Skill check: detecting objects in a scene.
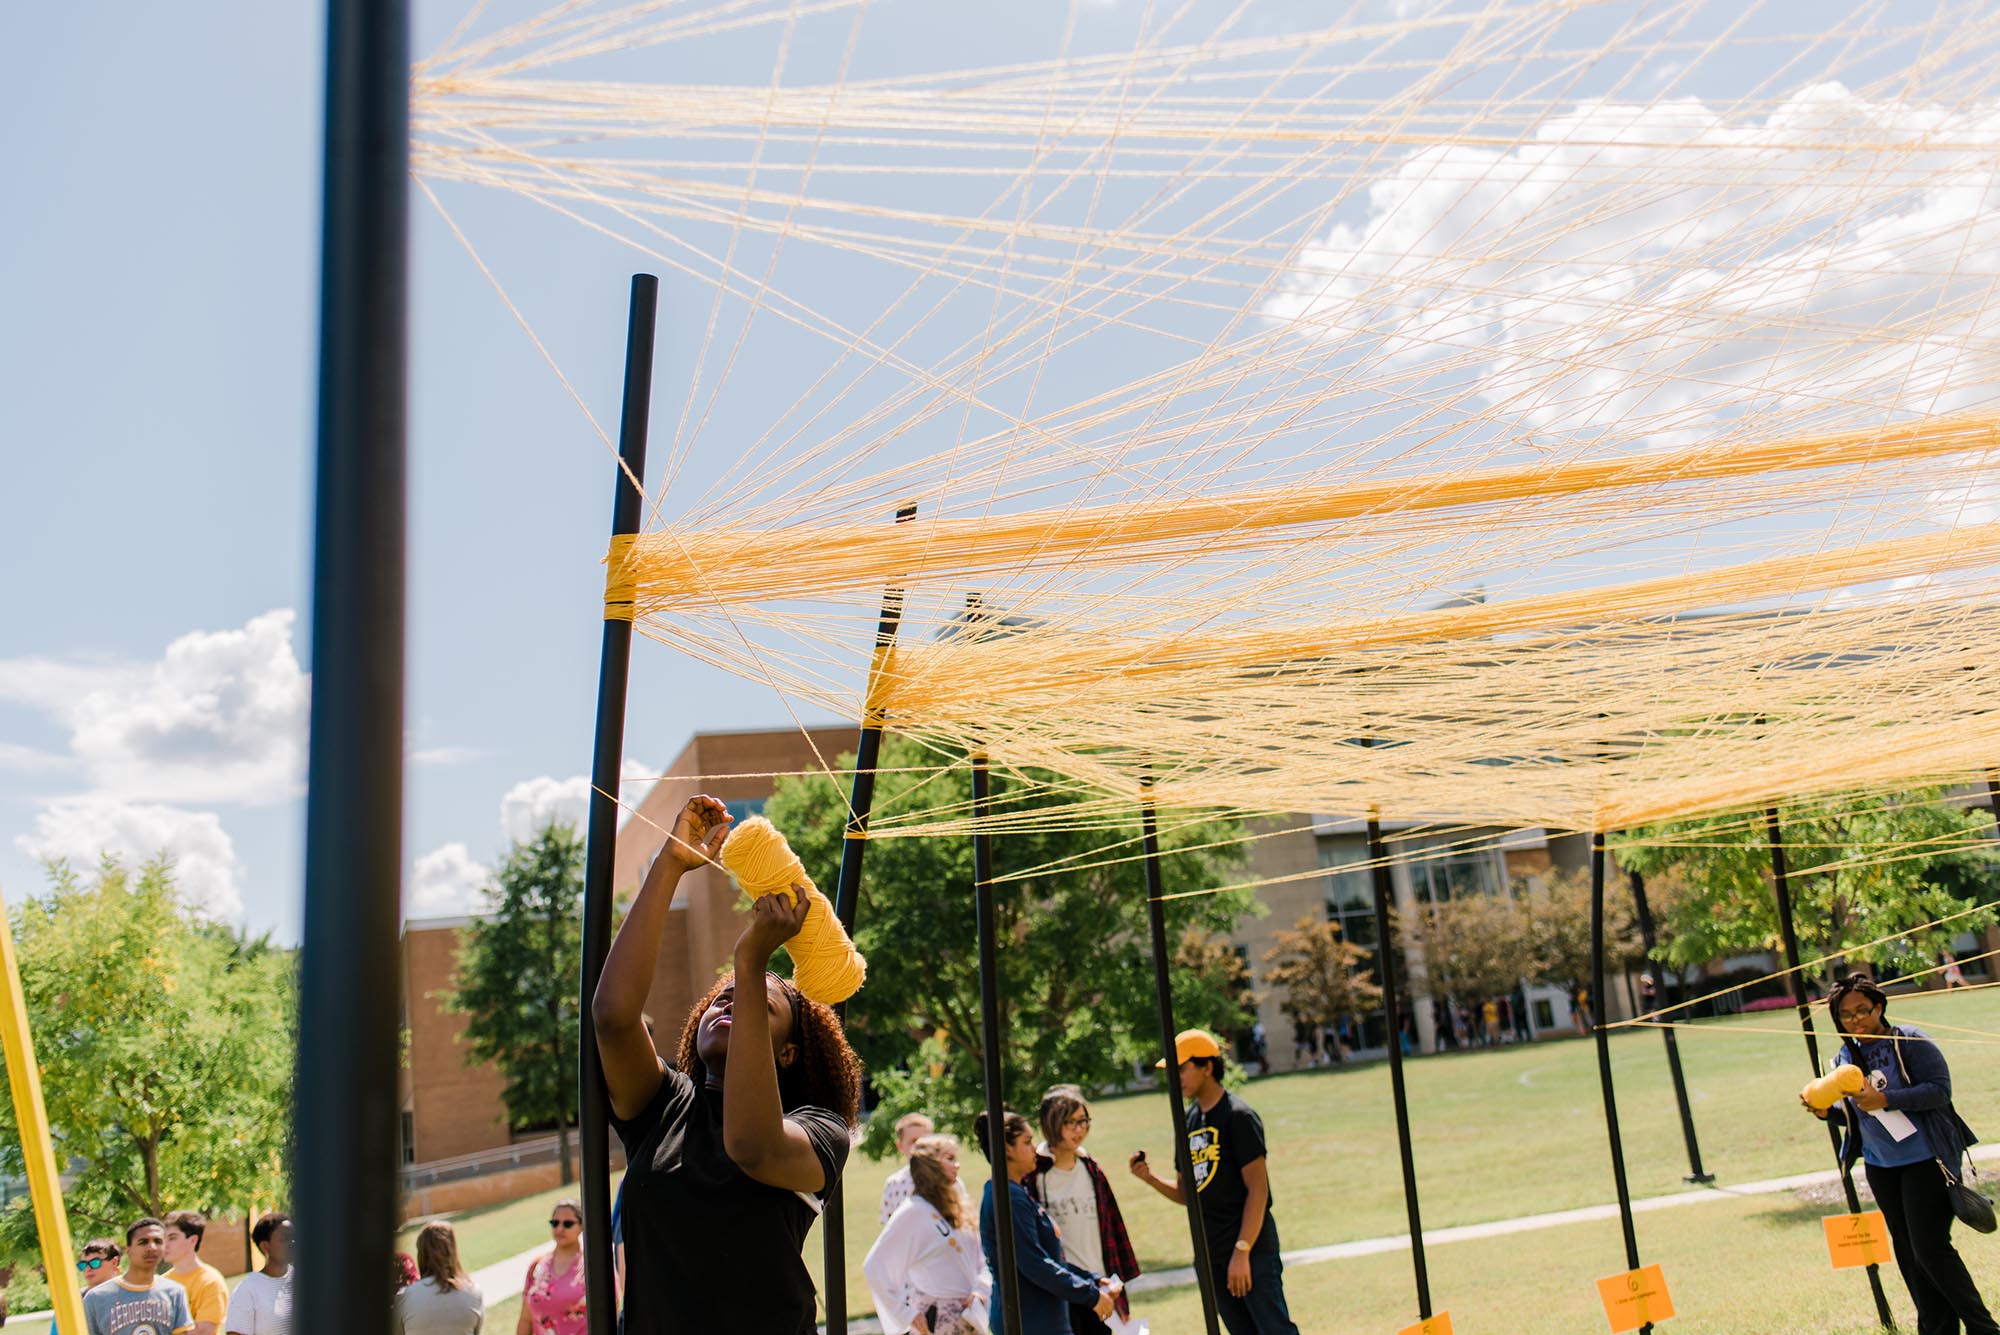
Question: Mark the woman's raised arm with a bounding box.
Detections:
[592,795,732,1120]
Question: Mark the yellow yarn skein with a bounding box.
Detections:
[718,816,868,1005]
[1801,1063,1866,1111]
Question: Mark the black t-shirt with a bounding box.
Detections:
[1185,1091,1273,1256]
[612,1066,850,1334]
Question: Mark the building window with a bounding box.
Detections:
[724,798,767,824]
[1317,838,1385,1049]
[401,1111,416,1166]
[1402,833,1505,905]
[1318,840,1376,950]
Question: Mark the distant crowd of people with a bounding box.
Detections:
[63,1209,289,1335]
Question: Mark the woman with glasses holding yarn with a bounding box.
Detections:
[1803,974,1999,1335]
[1029,1086,1141,1335]
[515,1199,586,1335]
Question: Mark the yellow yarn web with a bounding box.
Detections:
[430,1,2000,838]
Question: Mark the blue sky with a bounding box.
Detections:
[3,1,1979,940]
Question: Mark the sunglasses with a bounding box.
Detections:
[549,1218,580,1229]
[77,1257,113,1272]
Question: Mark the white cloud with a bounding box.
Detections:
[499,758,657,845]
[1264,85,2000,456]
[61,610,309,806]
[16,800,245,919]
[411,745,491,767]
[406,842,494,918]
[0,743,73,775]
[0,658,144,715]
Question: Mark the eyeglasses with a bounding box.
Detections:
[77,1257,112,1272]
[549,1219,579,1229]
[1837,1003,1878,1021]
[1065,1115,1092,1129]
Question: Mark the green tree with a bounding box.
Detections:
[446,823,583,1184]
[1616,790,2000,983]
[1262,916,1380,1061]
[0,857,294,1262]
[764,738,1259,1155]
[1406,892,1534,1006]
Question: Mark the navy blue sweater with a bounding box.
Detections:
[1825,1024,1978,1175]
[981,1178,1102,1335]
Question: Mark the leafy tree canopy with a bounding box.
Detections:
[0,857,294,1262]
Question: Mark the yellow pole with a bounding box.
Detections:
[0,884,85,1335]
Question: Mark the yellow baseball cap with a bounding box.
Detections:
[1155,1028,1223,1069]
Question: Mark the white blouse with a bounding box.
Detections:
[862,1196,993,1334]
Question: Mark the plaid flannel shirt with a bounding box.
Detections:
[1030,1148,1142,1320]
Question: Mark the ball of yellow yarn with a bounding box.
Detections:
[719,816,868,1004]
[1800,1063,1866,1111]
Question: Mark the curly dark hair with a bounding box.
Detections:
[677,971,863,1127]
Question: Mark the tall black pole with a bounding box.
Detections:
[1366,813,1431,1317]
[821,501,917,1334]
[972,752,1023,1335]
[1626,868,1712,1184]
[1765,808,1894,1328]
[1140,788,1222,1335]
[579,275,659,1335]
[294,0,406,1331]
[1589,835,1650,1335]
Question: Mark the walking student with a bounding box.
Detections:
[163,1211,229,1335]
[517,1198,585,1335]
[1029,1086,1141,1334]
[881,1112,938,1223]
[396,1221,484,1334]
[225,1213,293,1335]
[863,1134,992,1334]
[82,1218,193,1335]
[977,1109,1116,1334]
[593,795,864,1334]
[1130,1029,1300,1335]
[1806,975,1999,1335]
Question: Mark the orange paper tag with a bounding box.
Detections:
[1824,1211,1893,1268]
[1398,1314,1453,1335]
[1597,1264,1674,1332]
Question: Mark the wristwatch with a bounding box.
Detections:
[1233,1240,1252,1253]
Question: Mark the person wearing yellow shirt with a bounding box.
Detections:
[163,1211,229,1335]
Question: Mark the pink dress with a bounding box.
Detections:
[524,1251,587,1335]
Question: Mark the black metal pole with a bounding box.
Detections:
[1626,868,1712,1184]
[1140,789,1222,1335]
[579,275,659,1335]
[1765,807,1894,1328]
[294,0,406,1330]
[821,501,916,1334]
[972,752,1023,1335]
[1367,813,1431,1317]
[1589,835,1650,1335]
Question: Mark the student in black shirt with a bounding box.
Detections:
[593,794,865,1335]
[1129,1029,1299,1335]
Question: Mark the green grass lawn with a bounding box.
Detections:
[792,986,2000,1321]
[398,1172,625,1275]
[384,987,2000,1329]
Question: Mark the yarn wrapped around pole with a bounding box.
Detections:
[719,816,868,1004]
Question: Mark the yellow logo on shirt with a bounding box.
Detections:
[1189,1126,1221,1192]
